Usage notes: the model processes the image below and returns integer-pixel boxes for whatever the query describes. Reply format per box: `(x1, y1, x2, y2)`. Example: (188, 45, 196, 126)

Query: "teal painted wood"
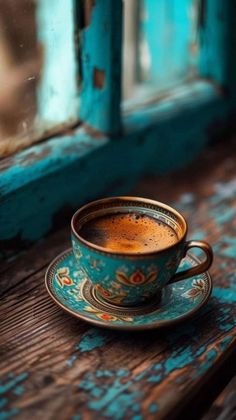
(198, 0, 236, 94)
(0, 84, 229, 247)
(36, 0, 79, 126)
(79, 0, 123, 134)
(199, 0, 229, 87)
(124, 81, 229, 174)
(138, 0, 199, 91)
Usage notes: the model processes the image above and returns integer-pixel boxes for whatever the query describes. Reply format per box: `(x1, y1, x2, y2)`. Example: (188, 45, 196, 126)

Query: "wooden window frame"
(1, 0, 236, 254)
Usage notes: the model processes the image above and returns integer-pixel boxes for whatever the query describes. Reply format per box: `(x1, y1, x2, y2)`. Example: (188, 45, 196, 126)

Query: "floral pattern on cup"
(56, 267, 74, 288)
(72, 239, 83, 260)
(93, 267, 160, 305)
(116, 268, 158, 287)
(96, 284, 128, 305)
(75, 250, 83, 259)
(87, 256, 104, 272)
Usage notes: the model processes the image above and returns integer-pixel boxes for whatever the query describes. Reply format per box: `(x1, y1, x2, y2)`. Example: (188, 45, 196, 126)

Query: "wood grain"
(0, 226, 70, 296)
(203, 375, 236, 420)
(1, 142, 236, 420)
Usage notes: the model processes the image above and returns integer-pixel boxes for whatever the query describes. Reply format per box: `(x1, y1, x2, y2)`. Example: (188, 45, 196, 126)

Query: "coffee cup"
(71, 197, 213, 306)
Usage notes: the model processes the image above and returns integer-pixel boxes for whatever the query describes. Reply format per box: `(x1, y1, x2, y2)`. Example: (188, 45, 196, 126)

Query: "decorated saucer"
(45, 249, 212, 331)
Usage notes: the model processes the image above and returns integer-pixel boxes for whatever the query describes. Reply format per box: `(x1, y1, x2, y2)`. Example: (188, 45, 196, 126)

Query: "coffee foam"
(79, 212, 178, 253)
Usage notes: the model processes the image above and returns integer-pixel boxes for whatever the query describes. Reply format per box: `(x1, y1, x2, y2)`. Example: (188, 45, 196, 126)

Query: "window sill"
(0, 81, 234, 254)
(123, 79, 228, 130)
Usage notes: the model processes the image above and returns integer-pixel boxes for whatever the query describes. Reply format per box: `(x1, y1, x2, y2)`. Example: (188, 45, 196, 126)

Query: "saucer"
(45, 249, 212, 331)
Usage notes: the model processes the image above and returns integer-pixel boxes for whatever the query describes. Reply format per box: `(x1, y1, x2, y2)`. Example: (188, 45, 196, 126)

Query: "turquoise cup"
(71, 197, 213, 306)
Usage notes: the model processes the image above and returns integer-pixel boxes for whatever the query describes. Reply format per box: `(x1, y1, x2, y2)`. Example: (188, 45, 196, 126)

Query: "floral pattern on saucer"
(45, 249, 212, 331)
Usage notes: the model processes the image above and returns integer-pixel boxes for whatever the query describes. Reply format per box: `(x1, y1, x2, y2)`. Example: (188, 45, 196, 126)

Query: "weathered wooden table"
(1, 141, 236, 420)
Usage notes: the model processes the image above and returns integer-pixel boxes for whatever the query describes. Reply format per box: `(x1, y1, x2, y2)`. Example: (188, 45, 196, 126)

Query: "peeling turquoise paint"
(206, 349, 218, 362)
(147, 374, 162, 383)
(219, 323, 235, 333)
(133, 364, 160, 383)
(220, 261, 228, 270)
(219, 236, 236, 259)
(196, 348, 218, 376)
(66, 355, 77, 367)
(0, 373, 28, 395)
(0, 129, 107, 242)
(79, 369, 141, 420)
(178, 193, 195, 205)
(209, 206, 235, 227)
(90, 388, 103, 399)
(66, 329, 110, 367)
(148, 403, 159, 414)
(75, 292, 235, 419)
(77, 333, 227, 417)
(165, 346, 195, 374)
(96, 370, 113, 379)
(220, 335, 233, 351)
(76, 329, 109, 353)
(191, 230, 206, 241)
(195, 345, 207, 357)
(217, 308, 232, 324)
(194, 333, 234, 378)
(132, 404, 141, 414)
(12, 386, 24, 397)
(79, 0, 122, 133)
(0, 373, 28, 420)
(0, 408, 20, 420)
(0, 400, 7, 410)
(212, 287, 236, 304)
(117, 369, 129, 378)
(210, 180, 236, 204)
(71, 415, 81, 420)
(131, 415, 143, 420)
(0, 129, 108, 196)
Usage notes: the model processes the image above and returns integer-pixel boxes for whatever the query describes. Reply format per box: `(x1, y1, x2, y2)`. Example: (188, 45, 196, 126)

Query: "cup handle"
(168, 240, 213, 284)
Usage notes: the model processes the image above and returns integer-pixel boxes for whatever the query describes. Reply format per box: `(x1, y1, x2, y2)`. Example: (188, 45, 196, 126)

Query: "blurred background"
(0, 0, 216, 155)
(0, 0, 78, 156)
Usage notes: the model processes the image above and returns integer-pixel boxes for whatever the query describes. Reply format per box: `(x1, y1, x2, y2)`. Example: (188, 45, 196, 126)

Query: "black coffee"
(79, 212, 178, 253)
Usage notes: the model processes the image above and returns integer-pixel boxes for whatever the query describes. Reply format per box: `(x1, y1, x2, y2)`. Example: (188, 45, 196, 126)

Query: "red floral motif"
(98, 314, 116, 321)
(116, 269, 158, 286)
(56, 268, 74, 288)
(182, 279, 206, 300)
(96, 284, 128, 304)
(96, 285, 111, 298)
(84, 306, 133, 322)
(132, 271, 145, 284)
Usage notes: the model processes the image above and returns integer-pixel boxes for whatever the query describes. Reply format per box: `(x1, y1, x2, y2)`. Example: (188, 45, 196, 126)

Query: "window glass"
(0, 0, 78, 157)
(123, 0, 200, 101)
